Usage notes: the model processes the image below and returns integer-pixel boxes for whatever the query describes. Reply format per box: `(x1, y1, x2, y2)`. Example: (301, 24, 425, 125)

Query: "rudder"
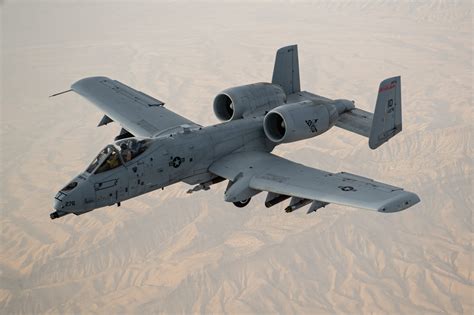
(369, 76, 402, 149)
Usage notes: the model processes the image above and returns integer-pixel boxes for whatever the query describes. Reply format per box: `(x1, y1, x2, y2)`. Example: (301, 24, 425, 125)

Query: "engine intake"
(213, 83, 286, 121)
(264, 111, 287, 142)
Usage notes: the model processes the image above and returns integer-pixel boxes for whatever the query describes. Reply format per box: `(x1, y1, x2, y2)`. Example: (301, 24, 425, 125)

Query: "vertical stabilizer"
(272, 45, 300, 95)
(369, 76, 402, 149)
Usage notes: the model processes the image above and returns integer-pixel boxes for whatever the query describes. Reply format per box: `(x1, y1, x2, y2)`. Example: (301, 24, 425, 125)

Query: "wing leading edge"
(71, 76, 198, 138)
(209, 151, 420, 213)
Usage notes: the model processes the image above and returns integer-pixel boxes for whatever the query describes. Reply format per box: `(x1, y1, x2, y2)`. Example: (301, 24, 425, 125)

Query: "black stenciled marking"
(305, 119, 318, 133)
(387, 98, 395, 113)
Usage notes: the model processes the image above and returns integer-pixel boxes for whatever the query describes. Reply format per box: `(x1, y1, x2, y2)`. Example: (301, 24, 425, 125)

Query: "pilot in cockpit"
(107, 151, 120, 168)
(120, 143, 132, 162)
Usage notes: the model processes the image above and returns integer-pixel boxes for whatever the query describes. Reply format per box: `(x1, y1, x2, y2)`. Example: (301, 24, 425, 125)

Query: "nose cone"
(51, 176, 95, 219)
(53, 197, 62, 210)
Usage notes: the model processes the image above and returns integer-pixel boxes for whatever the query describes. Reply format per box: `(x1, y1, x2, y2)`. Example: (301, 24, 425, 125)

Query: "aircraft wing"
(209, 151, 420, 213)
(70, 76, 198, 138)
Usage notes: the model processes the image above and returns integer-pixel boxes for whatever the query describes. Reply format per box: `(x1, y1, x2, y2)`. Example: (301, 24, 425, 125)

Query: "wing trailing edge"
(209, 151, 420, 213)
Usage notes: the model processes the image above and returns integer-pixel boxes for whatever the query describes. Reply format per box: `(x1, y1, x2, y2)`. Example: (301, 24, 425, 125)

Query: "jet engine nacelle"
(213, 83, 286, 121)
(263, 100, 349, 143)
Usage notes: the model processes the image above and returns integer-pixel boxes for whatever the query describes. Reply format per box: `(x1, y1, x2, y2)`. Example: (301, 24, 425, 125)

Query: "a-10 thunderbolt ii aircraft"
(50, 45, 420, 220)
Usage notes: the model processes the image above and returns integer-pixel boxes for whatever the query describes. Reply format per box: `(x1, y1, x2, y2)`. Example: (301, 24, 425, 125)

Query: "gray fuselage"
(53, 117, 274, 216)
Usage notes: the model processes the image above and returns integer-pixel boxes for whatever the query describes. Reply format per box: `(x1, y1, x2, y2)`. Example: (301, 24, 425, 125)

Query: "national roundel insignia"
(339, 186, 356, 192)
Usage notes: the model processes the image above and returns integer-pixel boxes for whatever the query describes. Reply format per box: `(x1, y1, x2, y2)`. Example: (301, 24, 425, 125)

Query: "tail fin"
(369, 76, 402, 149)
(272, 45, 300, 95)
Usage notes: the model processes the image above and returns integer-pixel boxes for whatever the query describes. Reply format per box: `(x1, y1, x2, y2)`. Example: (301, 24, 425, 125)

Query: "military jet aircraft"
(50, 45, 420, 220)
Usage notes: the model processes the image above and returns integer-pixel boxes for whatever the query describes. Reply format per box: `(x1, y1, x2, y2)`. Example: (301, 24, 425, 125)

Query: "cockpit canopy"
(86, 138, 151, 174)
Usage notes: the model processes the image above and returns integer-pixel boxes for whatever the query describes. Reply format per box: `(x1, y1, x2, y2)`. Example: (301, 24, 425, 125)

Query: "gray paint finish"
(72, 77, 198, 137)
(50, 45, 419, 220)
(272, 45, 301, 95)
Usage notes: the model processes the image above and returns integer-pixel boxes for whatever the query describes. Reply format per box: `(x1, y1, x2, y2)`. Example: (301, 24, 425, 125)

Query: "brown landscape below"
(1, 1, 472, 314)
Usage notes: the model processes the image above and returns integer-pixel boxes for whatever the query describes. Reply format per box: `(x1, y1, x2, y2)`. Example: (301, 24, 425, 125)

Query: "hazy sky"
(1, 1, 472, 314)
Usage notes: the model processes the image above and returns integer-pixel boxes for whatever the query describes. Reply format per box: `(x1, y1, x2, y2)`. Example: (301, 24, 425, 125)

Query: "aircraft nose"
(53, 197, 62, 210)
(53, 190, 68, 210)
(51, 178, 94, 219)
(51, 190, 69, 219)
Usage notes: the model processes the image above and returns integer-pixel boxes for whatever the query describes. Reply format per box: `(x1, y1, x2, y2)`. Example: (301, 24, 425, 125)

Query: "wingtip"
(378, 192, 420, 213)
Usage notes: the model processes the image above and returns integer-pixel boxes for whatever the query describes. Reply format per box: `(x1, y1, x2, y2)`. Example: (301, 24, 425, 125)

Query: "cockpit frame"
(85, 138, 152, 175)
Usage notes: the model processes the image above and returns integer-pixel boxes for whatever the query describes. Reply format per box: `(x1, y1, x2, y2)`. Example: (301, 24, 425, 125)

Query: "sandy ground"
(1, 0, 473, 314)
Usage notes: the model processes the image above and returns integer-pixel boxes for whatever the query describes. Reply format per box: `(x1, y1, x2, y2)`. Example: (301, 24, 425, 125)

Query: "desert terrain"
(1, 0, 473, 314)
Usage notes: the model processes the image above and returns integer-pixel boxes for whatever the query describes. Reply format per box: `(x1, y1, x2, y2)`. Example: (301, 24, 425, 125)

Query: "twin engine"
(212, 83, 353, 144)
(213, 83, 286, 121)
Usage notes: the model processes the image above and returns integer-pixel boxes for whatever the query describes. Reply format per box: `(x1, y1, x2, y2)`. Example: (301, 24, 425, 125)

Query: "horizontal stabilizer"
(335, 108, 373, 137)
